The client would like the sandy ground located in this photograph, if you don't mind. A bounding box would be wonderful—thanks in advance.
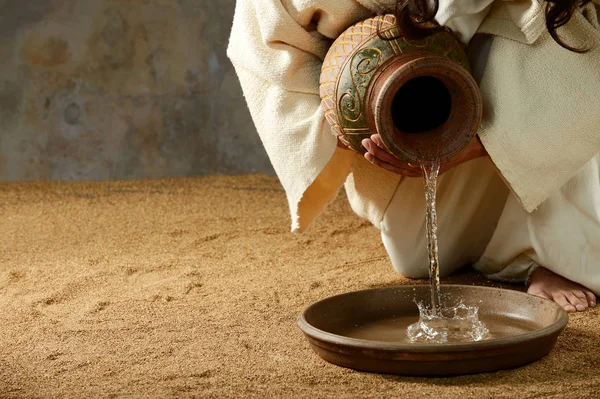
[1,175,599,398]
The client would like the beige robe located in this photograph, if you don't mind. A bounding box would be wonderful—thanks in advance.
[227,0,600,290]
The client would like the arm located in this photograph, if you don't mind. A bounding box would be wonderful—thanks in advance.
[227,0,381,231]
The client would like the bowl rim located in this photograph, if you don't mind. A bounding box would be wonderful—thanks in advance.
[297,284,569,353]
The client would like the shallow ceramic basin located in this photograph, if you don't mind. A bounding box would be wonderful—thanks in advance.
[298,285,568,376]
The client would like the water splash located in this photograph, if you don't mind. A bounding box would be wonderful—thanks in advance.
[407,300,489,343]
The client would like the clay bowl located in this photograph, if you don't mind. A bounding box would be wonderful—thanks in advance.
[298,285,568,376]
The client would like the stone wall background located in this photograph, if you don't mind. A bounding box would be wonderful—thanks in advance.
[0,0,274,181]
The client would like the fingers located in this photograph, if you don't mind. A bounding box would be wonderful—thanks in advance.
[369,135,392,157]
[363,136,402,165]
[364,152,422,177]
[362,136,422,177]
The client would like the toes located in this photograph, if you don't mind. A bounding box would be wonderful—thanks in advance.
[552,293,576,313]
[526,268,597,312]
[566,292,588,312]
[585,291,597,307]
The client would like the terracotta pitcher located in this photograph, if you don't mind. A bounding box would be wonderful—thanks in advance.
[320,14,482,163]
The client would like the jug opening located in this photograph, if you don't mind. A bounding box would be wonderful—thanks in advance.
[391,76,452,134]
[367,53,482,163]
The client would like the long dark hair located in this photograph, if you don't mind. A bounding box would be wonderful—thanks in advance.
[395,0,592,53]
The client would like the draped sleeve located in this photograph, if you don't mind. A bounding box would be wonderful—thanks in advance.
[226,0,387,231]
[474,0,600,212]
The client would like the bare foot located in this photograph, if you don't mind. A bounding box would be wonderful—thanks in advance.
[527,267,597,313]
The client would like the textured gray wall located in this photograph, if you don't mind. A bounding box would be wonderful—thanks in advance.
[0,0,274,181]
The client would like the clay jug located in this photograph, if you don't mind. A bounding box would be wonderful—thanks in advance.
[320,14,482,163]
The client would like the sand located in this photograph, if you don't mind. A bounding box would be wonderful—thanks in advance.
[1,175,599,398]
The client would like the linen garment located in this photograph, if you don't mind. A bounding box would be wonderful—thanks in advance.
[227,0,600,293]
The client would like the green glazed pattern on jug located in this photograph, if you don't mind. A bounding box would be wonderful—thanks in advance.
[319,14,481,163]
